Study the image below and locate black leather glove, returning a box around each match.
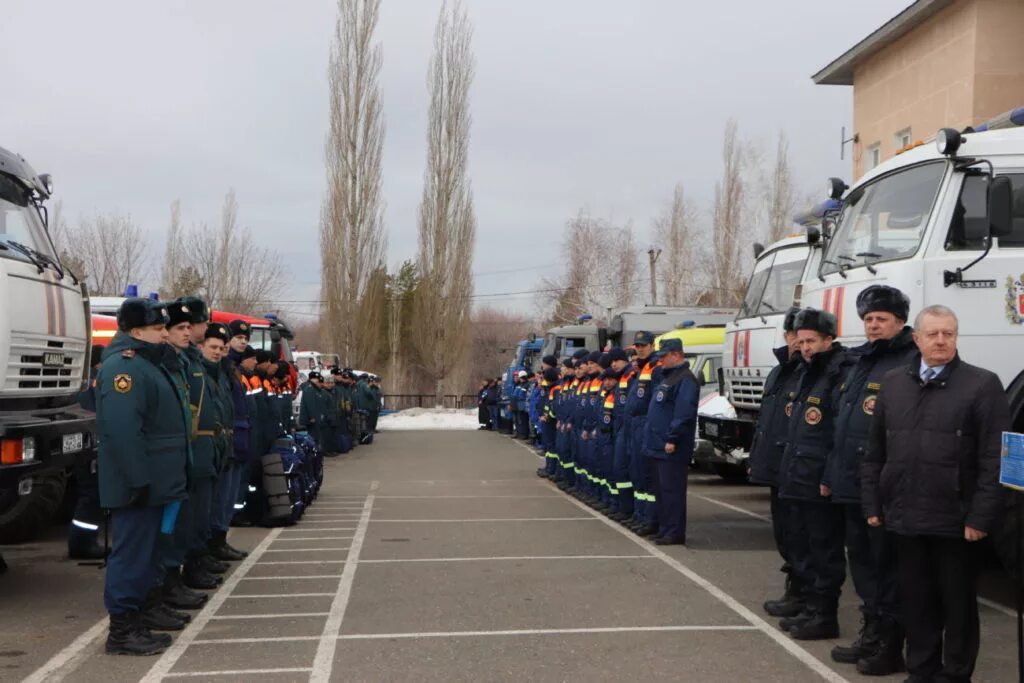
[127,485,150,508]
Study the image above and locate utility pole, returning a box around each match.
[648,248,662,306]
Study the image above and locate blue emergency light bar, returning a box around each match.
[972,107,1024,133]
[792,199,842,227]
[263,313,278,321]
[577,314,593,323]
[124,284,139,297]
[147,292,159,301]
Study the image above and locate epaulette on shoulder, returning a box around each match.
[121,349,136,359]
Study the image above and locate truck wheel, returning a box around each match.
[712,463,749,484]
[0,471,68,544]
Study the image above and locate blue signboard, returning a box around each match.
[1000,432,1024,492]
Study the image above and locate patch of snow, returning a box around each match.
[698,392,736,419]
[378,407,481,431]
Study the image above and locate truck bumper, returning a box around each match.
[0,407,96,486]
[698,414,755,452]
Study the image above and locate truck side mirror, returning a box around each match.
[989,175,1013,238]
[752,242,765,259]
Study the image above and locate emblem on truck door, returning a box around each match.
[1005,274,1024,324]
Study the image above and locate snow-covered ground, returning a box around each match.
[378,407,481,431]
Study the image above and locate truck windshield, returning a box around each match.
[737,247,806,319]
[821,161,945,276]
[0,173,58,261]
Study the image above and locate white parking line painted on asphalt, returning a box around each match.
[369,517,598,523]
[189,624,759,646]
[254,560,348,565]
[139,528,282,683]
[358,555,656,563]
[209,612,330,620]
[335,625,760,640]
[163,667,313,678]
[509,440,847,683]
[21,613,110,683]
[373,495,561,499]
[691,493,772,523]
[228,593,335,599]
[263,547,350,552]
[239,574,343,580]
[310,484,377,683]
[278,527,356,531]
[979,597,1018,617]
[558,492,847,682]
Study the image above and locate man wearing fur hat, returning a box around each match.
[95,298,190,656]
[777,308,850,641]
[823,286,917,675]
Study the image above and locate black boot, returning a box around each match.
[856,617,906,676]
[68,528,106,560]
[199,554,229,575]
[831,614,879,663]
[208,529,247,561]
[764,577,806,618]
[162,568,208,609]
[106,612,171,656]
[779,607,815,632]
[789,602,839,641]
[139,592,187,632]
[183,560,222,590]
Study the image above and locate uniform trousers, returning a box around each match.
[211,459,247,533]
[770,488,813,590]
[612,422,633,516]
[650,456,688,540]
[894,534,980,682]
[844,503,899,619]
[792,500,845,611]
[104,506,163,614]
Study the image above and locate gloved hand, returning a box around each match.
[127,485,150,508]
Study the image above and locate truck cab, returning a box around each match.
[0,146,95,543]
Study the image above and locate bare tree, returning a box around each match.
[707,120,749,306]
[158,200,186,298]
[320,0,387,366]
[654,184,702,306]
[56,211,149,295]
[413,0,477,404]
[177,190,286,313]
[543,210,643,324]
[764,133,795,243]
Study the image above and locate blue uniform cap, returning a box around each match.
[633,331,655,345]
[659,338,683,353]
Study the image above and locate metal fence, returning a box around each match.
[383,394,479,411]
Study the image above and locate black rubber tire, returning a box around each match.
[0,471,68,544]
[712,463,749,484]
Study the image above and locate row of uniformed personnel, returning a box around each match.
[749,286,1008,680]
[94,297,301,656]
[534,333,700,545]
[298,368,382,453]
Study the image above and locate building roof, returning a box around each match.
[812,0,954,85]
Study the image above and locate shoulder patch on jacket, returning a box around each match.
[121,349,135,359]
[113,374,133,393]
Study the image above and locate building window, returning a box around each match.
[895,128,912,149]
[867,143,881,169]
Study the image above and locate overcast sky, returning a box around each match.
[1,0,909,320]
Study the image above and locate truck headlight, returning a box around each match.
[22,437,36,462]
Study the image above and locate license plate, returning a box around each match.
[704,422,719,437]
[43,351,65,367]
[63,432,83,454]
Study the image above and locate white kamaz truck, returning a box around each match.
[0,146,93,544]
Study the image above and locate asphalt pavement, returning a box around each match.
[4,429,1020,682]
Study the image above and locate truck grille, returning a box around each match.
[7,334,86,393]
[728,376,766,411]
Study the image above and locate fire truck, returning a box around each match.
[0,146,95,544]
[696,203,837,478]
